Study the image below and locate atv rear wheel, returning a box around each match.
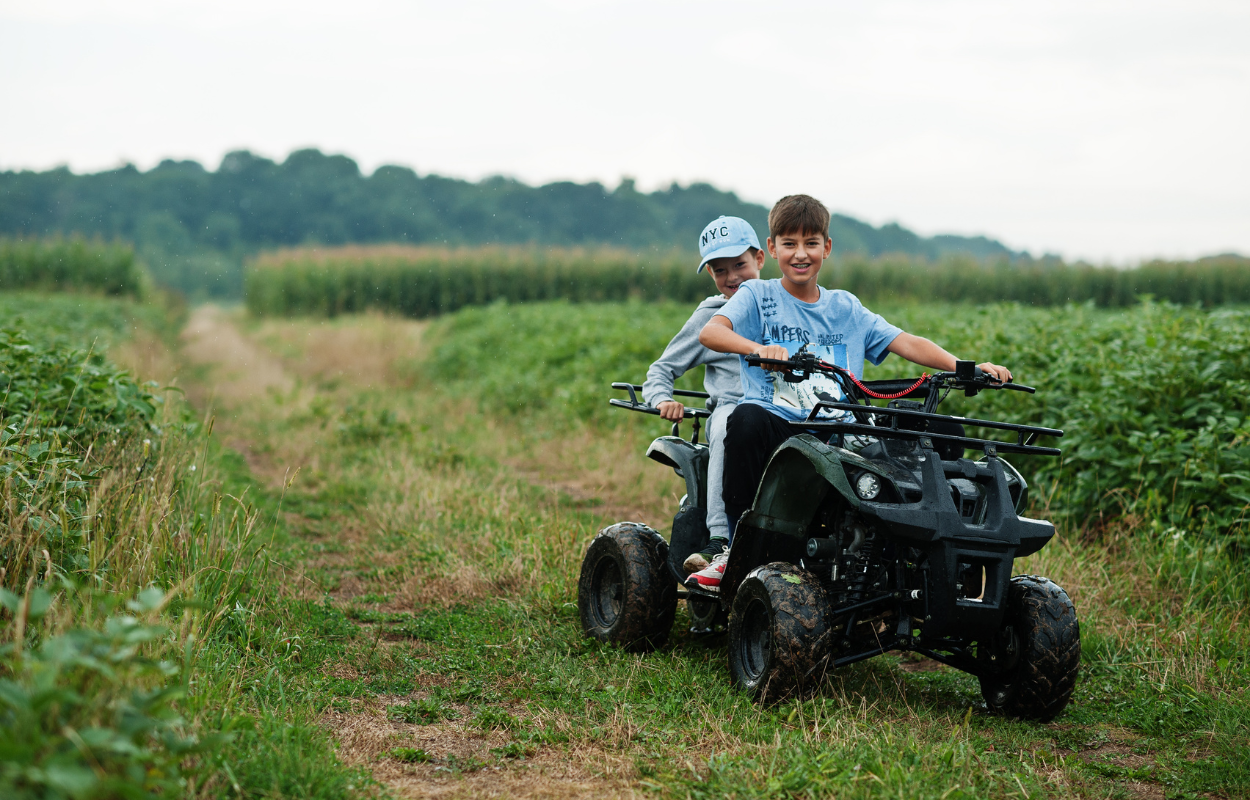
[979,574,1080,722]
[578,522,677,651]
[728,563,832,703]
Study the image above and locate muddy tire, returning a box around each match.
[578,522,677,652]
[979,575,1080,722]
[728,562,832,703]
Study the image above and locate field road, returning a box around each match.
[175,307,648,799]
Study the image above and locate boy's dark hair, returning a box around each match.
[768,195,830,240]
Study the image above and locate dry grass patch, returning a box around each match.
[181,304,294,406]
[322,699,641,800]
[109,323,182,385]
[251,313,426,389]
[501,421,682,533]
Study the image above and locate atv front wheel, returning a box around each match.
[979,575,1080,722]
[578,522,677,651]
[728,563,832,703]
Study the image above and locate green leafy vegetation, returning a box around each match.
[1,293,372,798]
[0,321,174,588]
[423,299,1250,539]
[0,292,173,352]
[0,238,146,297]
[0,587,227,799]
[0,325,163,441]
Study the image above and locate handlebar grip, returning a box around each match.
[745,354,796,369]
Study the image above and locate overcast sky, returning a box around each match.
[1,0,1247,261]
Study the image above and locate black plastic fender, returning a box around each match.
[743,434,859,533]
[646,436,710,509]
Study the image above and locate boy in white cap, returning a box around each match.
[642,216,764,585]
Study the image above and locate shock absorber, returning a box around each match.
[837,520,880,650]
[843,520,877,602]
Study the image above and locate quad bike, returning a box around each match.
[577,354,1081,721]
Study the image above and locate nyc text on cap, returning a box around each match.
[698,216,762,273]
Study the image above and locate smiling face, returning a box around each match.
[767,229,832,300]
[706,247,764,297]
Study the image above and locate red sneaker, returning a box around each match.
[683,548,728,593]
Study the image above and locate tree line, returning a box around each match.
[0,149,1023,299]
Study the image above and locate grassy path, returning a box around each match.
[177,308,1248,800]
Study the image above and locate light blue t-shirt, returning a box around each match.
[716,280,903,421]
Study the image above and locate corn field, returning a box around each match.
[829,253,1250,307]
[0,237,146,296]
[245,245,703,317]
[245,245,1250,318]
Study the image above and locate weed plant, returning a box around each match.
[0,239,146,298]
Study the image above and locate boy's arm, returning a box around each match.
[643,308,716,421]
[699,316,790,367]
[887,333,1012,382]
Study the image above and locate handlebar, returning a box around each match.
[744,352,1036,396]
[609,383,711,419]
[609,382,711,444]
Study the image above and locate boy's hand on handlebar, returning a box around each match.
[657,400,685,421]
[752,345,792,371]
[977,362,1013,383]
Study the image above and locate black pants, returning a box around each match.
[722,403,804,525]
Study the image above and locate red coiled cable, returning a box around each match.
[819,360,929,400]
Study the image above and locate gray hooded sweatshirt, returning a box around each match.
[642,296,743,411]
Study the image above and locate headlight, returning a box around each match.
[855,472,881,500]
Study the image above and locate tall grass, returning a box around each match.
[0,309,270,796]
[0,238,147,297]
[245,245,1250,319]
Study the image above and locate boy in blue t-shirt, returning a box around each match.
[687,194,1013,592]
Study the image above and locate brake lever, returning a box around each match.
[976,374,1037,394]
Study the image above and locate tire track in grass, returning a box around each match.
[177,308,647,798]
